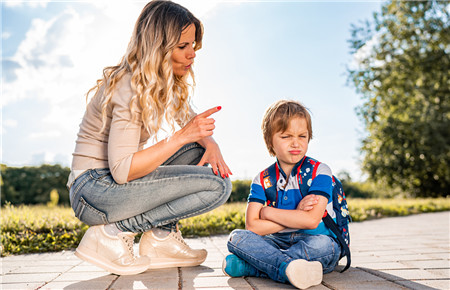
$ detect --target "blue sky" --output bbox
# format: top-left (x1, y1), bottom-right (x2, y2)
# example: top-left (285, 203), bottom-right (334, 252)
top-left (2, 0), bottom-right (383, 181)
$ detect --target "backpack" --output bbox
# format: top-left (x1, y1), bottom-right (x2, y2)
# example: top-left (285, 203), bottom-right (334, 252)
top-left (259, 156), bottom-right (351, 272)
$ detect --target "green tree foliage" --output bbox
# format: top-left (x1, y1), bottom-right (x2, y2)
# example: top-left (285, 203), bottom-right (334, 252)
top-left (347, 0), bottom-right (449, 197)
top-left (1, 164), bottom-right (70, 205)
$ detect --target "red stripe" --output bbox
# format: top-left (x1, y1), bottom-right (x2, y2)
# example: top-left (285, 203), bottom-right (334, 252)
top-left (260, 171), bottom-right (265, 190)
top-left (275, 163), bottom-right (279, 204)
top-left (312, 161), bottom-right (321, 179)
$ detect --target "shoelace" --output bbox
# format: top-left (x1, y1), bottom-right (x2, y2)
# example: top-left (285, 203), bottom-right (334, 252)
top-left (172, 231), bottom-right (188, 246)
top-left (121, 234), bottom-right (136, 260)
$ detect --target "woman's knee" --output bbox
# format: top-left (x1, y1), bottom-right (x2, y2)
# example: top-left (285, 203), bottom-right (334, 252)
top-left (164, 143), bottom-right (205, 165)
top-left (200, 175), bottom-right (231, 207)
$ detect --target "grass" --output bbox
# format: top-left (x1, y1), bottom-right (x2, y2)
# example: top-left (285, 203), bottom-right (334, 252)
top-left (1, 197), bottom-right (449, 256)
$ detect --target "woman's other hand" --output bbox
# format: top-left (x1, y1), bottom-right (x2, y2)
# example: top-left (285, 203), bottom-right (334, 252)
top-left (197, 138), bottom-right (232, 178)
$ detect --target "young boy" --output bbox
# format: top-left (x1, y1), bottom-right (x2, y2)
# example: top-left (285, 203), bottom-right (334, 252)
top-left (223, 100), bottom-right (341, 289)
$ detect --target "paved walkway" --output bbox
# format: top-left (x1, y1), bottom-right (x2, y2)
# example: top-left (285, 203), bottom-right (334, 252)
top-left (1, 211), bottom-right (449, 290)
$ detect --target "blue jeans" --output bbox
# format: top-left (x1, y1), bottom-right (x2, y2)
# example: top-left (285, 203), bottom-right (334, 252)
top-left (70, 143), bottom-right (232, 233)
top-left (227, 229), bottom-right (341, 283)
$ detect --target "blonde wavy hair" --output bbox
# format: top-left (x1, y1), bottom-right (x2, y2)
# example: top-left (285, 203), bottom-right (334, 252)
top-left (87, 0), bottom-right (203, 138)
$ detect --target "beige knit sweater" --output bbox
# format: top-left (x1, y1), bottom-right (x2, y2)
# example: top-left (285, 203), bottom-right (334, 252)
top-left (69, 74), bottom-right (150, 185)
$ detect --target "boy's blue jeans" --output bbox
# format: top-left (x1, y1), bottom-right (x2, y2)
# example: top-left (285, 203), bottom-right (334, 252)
top-left (227, 229), bottom-right (341, 283)
top-left (69, 143), bottom-right (231, 233)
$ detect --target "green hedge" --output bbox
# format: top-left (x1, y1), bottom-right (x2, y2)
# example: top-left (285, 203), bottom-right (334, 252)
top-left (2, 198), bottom-right (449, 256)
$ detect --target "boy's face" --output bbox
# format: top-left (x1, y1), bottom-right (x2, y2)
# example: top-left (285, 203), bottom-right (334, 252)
top-left (272, 116), bottom-right (309, 174)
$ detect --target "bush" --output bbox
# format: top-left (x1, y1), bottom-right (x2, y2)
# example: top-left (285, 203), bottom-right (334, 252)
top-left (2, 198), bottom-right (449, 256)
top-left (228, 180), bottom-right (251, 202)
top-left (1, 164), bottom-right (70, 206)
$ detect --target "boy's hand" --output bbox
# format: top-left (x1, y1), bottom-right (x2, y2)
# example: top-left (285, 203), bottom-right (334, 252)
top-left (297, 194), bottom-right (319, 211)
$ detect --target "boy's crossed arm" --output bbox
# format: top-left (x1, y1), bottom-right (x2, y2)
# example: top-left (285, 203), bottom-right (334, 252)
top-left (246, 194), bottom-right (326, 236)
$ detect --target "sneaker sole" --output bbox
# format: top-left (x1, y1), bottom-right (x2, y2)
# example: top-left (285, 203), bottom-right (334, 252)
top-left (146, 256), bottom-right (207, 269)
top-left (221, 257), bottom-right (231, 277)
top-left (286, 259), bottom-right (323, 289)
top-left (75, 245), bottom-right (149, 275)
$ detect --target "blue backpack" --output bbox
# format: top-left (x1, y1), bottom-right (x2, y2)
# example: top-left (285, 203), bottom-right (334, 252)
top-left (260, 156), bottom-right (351, 272)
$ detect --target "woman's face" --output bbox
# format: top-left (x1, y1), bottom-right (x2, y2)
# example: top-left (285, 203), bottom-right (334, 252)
top-left (171, 24), bottom-right (196, 77)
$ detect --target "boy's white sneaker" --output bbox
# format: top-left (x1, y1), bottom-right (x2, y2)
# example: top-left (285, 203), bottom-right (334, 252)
top-left (75, 225), bottom-right (150, 275)
top-left (139, 230), bottom-right (207, 269)
top-left (285, 259), bottom-right (323, 289)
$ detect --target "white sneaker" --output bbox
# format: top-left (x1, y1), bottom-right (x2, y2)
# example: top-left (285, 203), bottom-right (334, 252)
top-left (139, 230), bottom-right (207, 269)
top-left (285, 259), bottom-right (323, 289)
top-left (75, 225), bottom-right (150, 275)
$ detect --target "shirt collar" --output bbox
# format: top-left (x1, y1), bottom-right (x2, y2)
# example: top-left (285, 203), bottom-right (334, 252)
top-left (276, 156), bottom-right (307, 180)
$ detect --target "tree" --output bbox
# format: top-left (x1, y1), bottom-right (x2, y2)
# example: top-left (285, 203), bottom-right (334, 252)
top-left (347, 0), bottom-right (449, 197)
top-left (1, 164), bottom-right (70, 205)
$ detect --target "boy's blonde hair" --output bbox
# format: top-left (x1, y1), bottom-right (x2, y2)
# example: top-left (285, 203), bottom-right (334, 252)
top-left (262, 100), bottom-right (313, 156)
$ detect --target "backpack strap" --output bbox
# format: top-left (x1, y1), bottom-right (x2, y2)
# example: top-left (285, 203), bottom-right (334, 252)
top-left (260, 163), bottom-right (279, 207)
top-left (322, 212), bottom-right (351, 272)
top-left (300, 159), bottom-right (351, 273)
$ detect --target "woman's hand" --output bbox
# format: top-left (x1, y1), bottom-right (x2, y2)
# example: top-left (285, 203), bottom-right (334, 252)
top-left (197, 137), bottom-right (232, 178)
top-left (297, 194), bottom-right (319, 211)
top-left (176, 106), bottom-right (221, 144)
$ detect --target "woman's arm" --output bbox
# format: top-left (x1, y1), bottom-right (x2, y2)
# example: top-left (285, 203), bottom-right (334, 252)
top-left (260, 195), bottom-right (328, 230)
top-left (127, 107), bottom-right (220, 181)
top-left (245, 202), bottom-right (286, 235)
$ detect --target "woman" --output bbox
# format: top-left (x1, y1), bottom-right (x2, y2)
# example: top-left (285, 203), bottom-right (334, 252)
top-left (68, 0), bottom-right (232, 275)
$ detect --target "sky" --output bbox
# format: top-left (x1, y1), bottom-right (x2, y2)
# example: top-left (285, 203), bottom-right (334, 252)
top-left (1, 0), bottom-right (383, 181)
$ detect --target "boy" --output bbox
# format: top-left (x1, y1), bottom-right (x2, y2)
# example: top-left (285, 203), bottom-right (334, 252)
top-left (223, 100), bottom-right (341, 289)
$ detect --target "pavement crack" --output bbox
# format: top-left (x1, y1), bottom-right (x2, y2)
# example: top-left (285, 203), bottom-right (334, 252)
top-left (244, 277), bottom-right (257, 290)
top-left (106, 274), bottom-right (119, 289)
top-left (178, 267), bottom-right (183, 290)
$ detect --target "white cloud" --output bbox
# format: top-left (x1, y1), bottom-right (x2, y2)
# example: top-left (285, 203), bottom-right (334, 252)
top-left (1, 118), bottom-right (18, 135)
top-left (2, 31), bottom-right (12, 40)
top-left (4, 0), bottom-right (50, 8)
top-left (29, 130), bottom-right (61, 139)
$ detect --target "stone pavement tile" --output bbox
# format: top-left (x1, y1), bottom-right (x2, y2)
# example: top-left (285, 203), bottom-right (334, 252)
top-left (111, 275), bottom-right (178, 289)
top-left (201, 258), bottom-right (223, 269)
top-left (351, 255), bottom-right (394, 264)
top-left (246, 277), bottom-right (332, 289)
top-left (66, 263), bottom-right (111, 272)
top-left (410, 248), bottom-right (450, 254)
top-left (426, 268), bottom-right (450, 278)
top-left (181, 265), bottom-right (224, 278)
top-left (52, 271), bottom-right (114, 282)
top-left (360, 267), bottom-right (444, 280)
top-left (7, 265), bottom-right (73, 274)
top-left (425, 252), bottom-right (450, 259)
top-left (182, 276), bottom-right (252, 289)
top-left (323, 280), bottom-right (409, 290)
top-left (401, 259), bottom-right (450, 268)
top-left (323, 268), bottom-right (385, 284)
top-left (354, 261), bottom-right (415, 270)
top-left (397, 279), bottom-right (450, 290)
top-left (368, 250), bottom-right (418, 256)
top-left (50, 276), bottom-right (117, 290)
top-left (2, 272), bottom-right (60, 283)
top-left (246, 277), bottom-right (295, 289)
top-left (0, 282), bottom-right (43, 289)
top-left (391, 254), bottom-right (443, 262)
top-left (2, 259), bottom-right (81, 267)
top-left (140, 267), bottom-right (178, 279)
